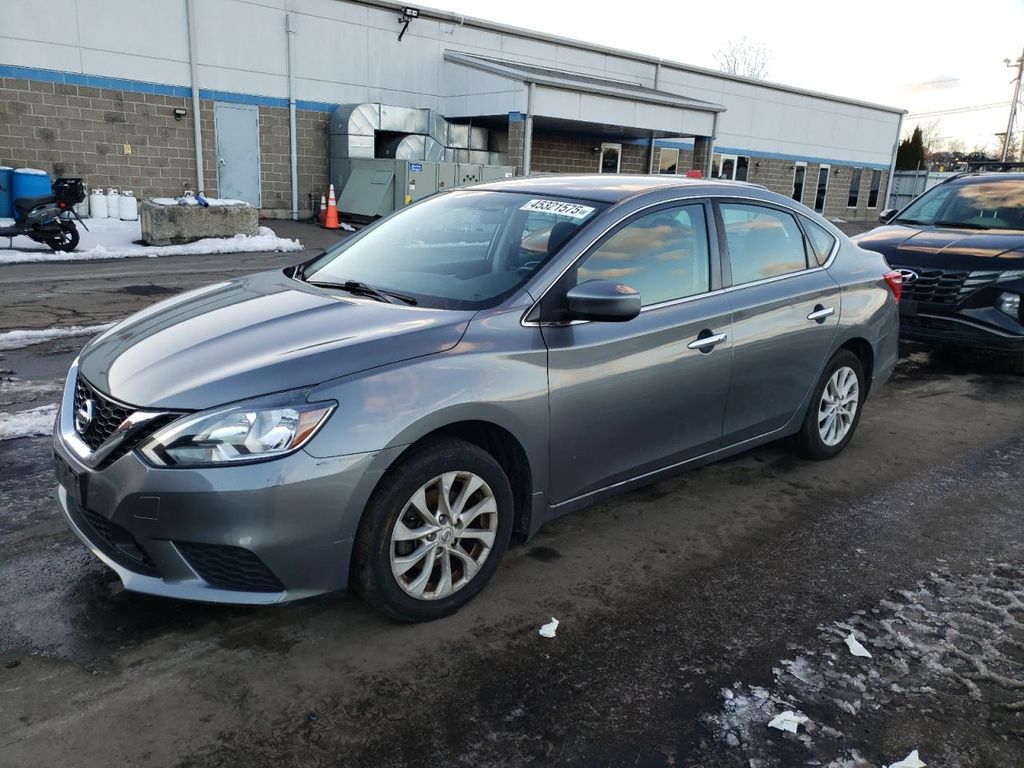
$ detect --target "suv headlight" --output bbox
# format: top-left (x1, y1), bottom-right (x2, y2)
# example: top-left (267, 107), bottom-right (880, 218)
top-left (140, 392), bottom-right (335, 467)
top-left (998, 291), bottom-right (1021, 319)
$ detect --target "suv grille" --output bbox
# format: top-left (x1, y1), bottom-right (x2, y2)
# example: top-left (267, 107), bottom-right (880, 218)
top-left (74, 376), bottom-right (131, 450)
top-left (896, 268), bottom-right (1000, 305)
top-left (78, 504), bottom-right (159, 575)
top-left (175, 542), bottom-right (285, 593)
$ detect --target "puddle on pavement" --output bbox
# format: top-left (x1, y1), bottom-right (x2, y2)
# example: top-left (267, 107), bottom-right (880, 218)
top-left (0, 541), bottom-right (273, 667)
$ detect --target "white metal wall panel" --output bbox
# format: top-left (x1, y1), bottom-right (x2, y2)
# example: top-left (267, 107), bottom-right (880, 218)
top-left (0, 0), bottom-right (901, 165)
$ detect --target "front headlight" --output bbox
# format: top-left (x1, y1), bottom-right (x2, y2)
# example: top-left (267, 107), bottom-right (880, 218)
top-left (998, 291), bottom-right (1021, 319)
top-left (140, 392), bottom-right (336, 467)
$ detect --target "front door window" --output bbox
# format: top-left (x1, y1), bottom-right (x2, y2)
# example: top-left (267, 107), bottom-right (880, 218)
top-left (599, 143), bottom-right (621, 173)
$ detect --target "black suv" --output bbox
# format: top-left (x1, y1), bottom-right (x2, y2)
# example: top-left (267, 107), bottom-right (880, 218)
top-left (855, 172), bottom-right (1024, 373)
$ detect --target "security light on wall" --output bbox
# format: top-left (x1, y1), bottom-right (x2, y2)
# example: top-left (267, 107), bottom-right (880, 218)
top-left (398, 6), bottom-right (419, 40)
top-left (173, 107), bottom-right (187, 121)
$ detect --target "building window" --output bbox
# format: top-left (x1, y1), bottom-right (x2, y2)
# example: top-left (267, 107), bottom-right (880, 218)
top-left (599, 143), bottom-right (621, 174)
top-left (713, 154), bottom-right (749, 180)
top-left (814, 165), bottom-right (830, 214)
top-left (658, 148), bottom-right (679, 175)
top-left (719, 203), bottom-right (809, 285)
top-left (577, 204), bottom-right (711, 305)
top-left (867, 170), bottom-right (882, 208)
top-left (847, 168), bottom-right (863, 208)
top-left (736, 156), bottom-right (749, 182)
top-left (792, 162), bottom-right (806, 202)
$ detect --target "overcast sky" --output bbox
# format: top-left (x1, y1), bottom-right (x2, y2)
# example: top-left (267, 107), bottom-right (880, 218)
top-left (427, 0), bottom-right (1024, 152)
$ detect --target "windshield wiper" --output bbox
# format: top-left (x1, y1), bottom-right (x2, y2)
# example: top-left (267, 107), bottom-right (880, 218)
top-left (306, 279), bottom-right (418, 305)
top-left (933, 220), bottom-right (992, 230)
top-left (893, 218), bottom-right (930, 225)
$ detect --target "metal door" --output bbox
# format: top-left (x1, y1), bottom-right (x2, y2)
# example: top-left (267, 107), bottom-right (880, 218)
top-left (214, 103), bottom-right (261, 206)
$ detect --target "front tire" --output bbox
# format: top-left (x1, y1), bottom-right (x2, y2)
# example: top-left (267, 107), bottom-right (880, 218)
top-left (352, 437), bottom-right (514, 622)
top-left (793, 350), bottom-right (865, 460)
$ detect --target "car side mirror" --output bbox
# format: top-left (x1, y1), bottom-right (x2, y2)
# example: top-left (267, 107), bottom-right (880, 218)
top-left (878, 208), bottom-right (898, 224)
top-left (565, 280), bottom-right (641, 322)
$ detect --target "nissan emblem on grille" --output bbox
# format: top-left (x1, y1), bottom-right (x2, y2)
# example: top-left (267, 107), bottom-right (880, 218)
top-left (75, 397), bottom-right (95, 435)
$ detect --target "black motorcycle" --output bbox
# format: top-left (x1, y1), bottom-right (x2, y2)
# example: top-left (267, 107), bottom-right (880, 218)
top-left (0, 177), bottom-right (87, 252)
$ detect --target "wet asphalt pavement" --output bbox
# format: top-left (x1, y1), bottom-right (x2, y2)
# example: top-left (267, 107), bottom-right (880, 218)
top-left (1, 222), bottom-right (1023, 767)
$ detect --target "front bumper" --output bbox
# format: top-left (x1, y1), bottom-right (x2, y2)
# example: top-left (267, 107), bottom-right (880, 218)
top-left (900, 309), bottom-right (1024, 353)
top-left (54, 415), bottom-right (398, 604)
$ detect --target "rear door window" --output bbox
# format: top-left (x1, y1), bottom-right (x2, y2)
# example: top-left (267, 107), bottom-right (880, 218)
top-left (719, 203), bottom-right (809, 285)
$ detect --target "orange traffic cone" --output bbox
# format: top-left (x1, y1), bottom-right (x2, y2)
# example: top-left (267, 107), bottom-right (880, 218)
top-left (323, 184), bottom-right (340, 230)
top-left (319, 193), bottom-right (326, 225)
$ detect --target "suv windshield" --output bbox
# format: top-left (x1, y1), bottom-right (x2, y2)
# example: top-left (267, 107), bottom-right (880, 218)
top-left (302, 190), bottom-right (606, 309)
top-left (895, 178), bottom-right (1024, 231)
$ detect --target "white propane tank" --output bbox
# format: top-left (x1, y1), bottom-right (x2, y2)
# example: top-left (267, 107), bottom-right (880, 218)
top-left (119, 190), bottom-right (138, 221)
top-left (106, 188), bottom-right (119, 219)
top-left (88, 188), bottom-right (108, 219)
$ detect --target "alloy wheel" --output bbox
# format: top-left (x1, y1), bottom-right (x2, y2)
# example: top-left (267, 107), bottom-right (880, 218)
top-left (818, 365), bottom-right (859, 447)
top-left (390, 471), bottom-right (498, 601)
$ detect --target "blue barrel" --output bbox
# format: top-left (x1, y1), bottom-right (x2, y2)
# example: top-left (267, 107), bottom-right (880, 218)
top-left (0, 167), bottom-right (12, 219)
top-left (12, 168), bottom-right (51, 219)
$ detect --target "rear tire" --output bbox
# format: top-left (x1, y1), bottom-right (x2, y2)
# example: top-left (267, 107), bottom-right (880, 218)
top-left (793, 350), bottom-right (865, 461)
top-left (352, 437), bottom-right (514, 622)
top-left (43, 224), bottom-right (79, 252)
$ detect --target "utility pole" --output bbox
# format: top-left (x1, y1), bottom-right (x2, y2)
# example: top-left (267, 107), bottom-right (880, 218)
top-left (1001, 48), bottom-right (1024, 162)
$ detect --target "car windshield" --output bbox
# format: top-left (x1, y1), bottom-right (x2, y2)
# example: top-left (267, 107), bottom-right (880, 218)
top-left (301, 190), bottom-right (606, 310)
top-left (895, 179), bottom-right (1024, 231)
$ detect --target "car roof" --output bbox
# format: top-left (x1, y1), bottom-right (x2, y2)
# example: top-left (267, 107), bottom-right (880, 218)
top-left (943, 172), bottom-right (1024, 185)
top-left (472, 174), bottom-right (768, 204)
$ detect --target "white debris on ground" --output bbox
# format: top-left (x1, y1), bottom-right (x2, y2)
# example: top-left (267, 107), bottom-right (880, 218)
top-left (0, 323), bottom-right (114, 351)
top-left (703, 563), bottom-right (1024, 766)
top-left (539, 617), bottom-right (559, 638)
top-left (767, 710), bottom-right (808, 733)
top-left (844, 632), bottom-right (873, 658)
top-left (0, 217), bottom-right (303, 265)
top-left (0, 404), bottom-right (58, 441)
top-left (886, 749), bottom-right (926, 768)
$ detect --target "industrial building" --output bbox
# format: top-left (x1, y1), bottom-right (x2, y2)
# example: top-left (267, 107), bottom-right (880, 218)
top-left (0, 0), bottom-right (904, 220)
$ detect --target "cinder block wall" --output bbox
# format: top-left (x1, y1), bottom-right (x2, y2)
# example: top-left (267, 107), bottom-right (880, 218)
top-left (530, 134), bottom-right (651, 175)
top-left (745, 157), bottom-right (889, 221)
top-left (0, 77), bottom-right (218, 199)
top-left (0, 77), bottom-right (329, 217)
top-left (256, 106), bottom-right (329, 218)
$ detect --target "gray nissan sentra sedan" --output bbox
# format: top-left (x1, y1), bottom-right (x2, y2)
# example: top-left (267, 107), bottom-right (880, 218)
top-left (54, 175), bottom-right (901, 621)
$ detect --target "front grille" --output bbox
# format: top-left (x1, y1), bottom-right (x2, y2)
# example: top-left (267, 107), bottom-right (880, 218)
top-left (74, 376), bottom-right (132, 450)
top-left (176, 542), bottom-right (285, 593)
top-left (78, 504), bottom-right (160, 575)
top-left (72, 376), bottom-right (176, 464)
top-left (896, 268), bottom-right (1000, 305)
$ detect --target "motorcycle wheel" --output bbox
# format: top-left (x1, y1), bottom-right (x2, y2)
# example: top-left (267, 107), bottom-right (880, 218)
top-left (44, 224), bottom-right (80, 252)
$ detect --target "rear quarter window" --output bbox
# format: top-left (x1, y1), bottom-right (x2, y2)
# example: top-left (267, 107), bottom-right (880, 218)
top-left (802, 218), bottom-right (837, 266)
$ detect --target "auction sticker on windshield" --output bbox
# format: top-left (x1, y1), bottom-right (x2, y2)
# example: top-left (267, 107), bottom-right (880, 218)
top-left (520, 199), bottom-right (596, 219)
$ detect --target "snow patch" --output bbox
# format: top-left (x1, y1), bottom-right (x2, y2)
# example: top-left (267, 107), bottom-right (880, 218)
top-left (150, 196), bottom-right (249, 207)
top-left (0, 404), bottom-right (58, 440)
top-left (0, 323), bottom-right (114, 351)
top-left (0, 218), bottom-right (303, 265)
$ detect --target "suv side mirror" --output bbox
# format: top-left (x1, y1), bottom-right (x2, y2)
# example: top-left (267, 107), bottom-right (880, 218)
top-left (565, 280), bottom-right (641, 322)
top-left (878, 208), bottom-right (898, 224)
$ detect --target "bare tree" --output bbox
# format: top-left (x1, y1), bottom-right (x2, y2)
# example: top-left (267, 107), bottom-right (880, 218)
top-left (713, 37), bottom-right (771, 80)
top-left (918, 119), bottom-right (943, 156)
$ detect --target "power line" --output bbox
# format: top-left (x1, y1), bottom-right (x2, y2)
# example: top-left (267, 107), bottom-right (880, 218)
top-left (906, 101), bottom-right (1010, 118)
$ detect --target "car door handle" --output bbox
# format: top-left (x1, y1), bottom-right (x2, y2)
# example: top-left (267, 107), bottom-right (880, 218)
top-left (687, 332), bottom-right (728, 351)
top-left (807, 306), bottom-right (835, 322)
